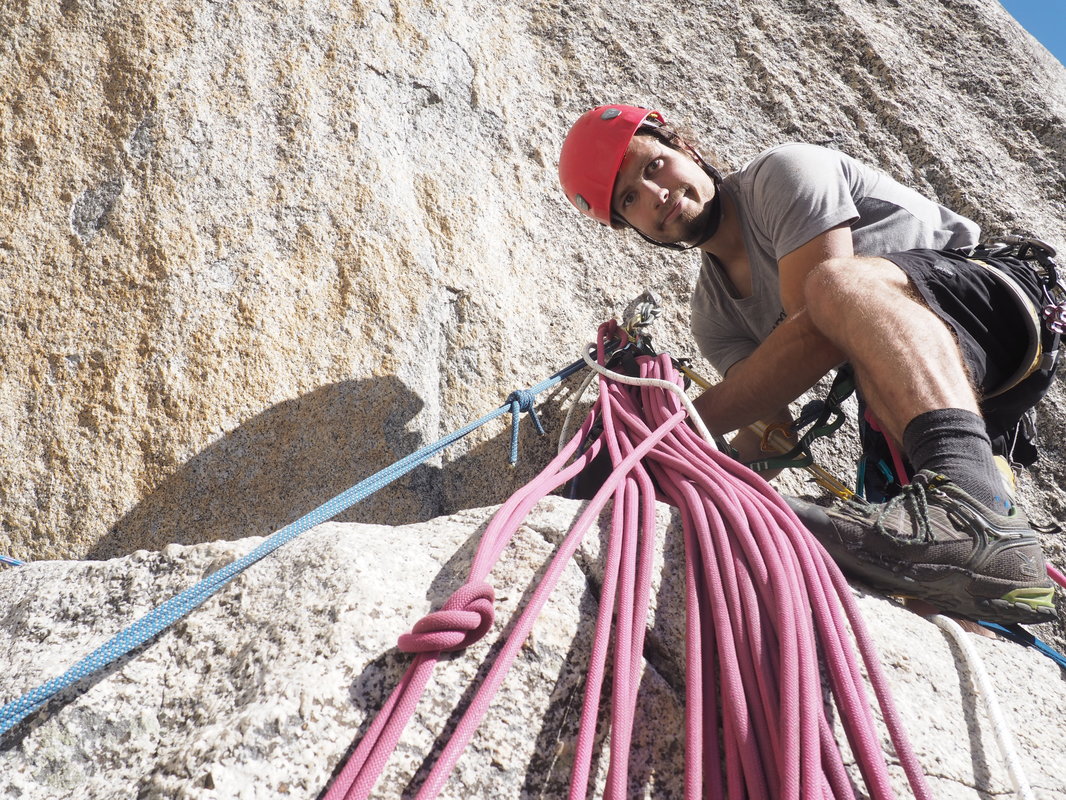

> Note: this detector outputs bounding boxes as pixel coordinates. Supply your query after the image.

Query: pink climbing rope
[1049,562,1066,590]
[864,408,910,487]
[324,321,932,799]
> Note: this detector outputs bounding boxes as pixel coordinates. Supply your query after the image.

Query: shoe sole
[832,548,1057,625]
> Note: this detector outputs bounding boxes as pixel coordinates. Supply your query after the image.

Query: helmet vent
[600,108,621,120]
[574,194,590,212]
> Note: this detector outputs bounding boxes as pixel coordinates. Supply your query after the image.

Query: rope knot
[507,389,537,413]
[506,389,545,466]
[397,582,495,654]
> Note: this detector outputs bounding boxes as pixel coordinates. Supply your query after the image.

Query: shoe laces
[873,478,934,544]
[841,473,942,544]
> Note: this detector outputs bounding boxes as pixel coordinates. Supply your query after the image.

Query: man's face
[612,134,717,245]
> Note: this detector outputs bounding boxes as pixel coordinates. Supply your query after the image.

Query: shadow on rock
[91,370,592,561]
[91,376,447,558]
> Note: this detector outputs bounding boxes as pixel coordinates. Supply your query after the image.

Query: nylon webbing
[979,622,1066,671]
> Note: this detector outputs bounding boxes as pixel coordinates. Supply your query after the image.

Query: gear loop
[397,582,496,654]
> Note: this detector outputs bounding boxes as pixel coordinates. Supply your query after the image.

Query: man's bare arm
[693,226,853,434]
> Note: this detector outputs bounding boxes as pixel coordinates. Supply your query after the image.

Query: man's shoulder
[736,142,854,183]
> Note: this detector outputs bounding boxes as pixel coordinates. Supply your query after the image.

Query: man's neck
[698,190,745,262]
[698,191,752,298]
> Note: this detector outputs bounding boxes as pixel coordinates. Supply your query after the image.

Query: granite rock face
[1,0,1065,568]
[2,499,1065,799]
[3,1,1066,795]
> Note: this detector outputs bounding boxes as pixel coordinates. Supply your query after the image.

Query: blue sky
[999,0,1066,66]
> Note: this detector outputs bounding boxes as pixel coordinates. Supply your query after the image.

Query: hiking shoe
[784,470,1057,625]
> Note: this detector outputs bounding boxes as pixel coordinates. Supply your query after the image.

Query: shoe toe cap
[783,495,845,545]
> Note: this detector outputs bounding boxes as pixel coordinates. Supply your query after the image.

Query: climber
[557,104,1062,625]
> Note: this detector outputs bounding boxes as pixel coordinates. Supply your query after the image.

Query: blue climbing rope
[979,621,1066,671]
[0,356,587,737]
[1,555,24,567]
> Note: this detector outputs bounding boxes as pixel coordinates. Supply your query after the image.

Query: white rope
[928,614,1035,800]
[557,368,598,454]
[580,344,718,449]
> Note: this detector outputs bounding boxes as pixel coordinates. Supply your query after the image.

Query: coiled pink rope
[324,321,931,799]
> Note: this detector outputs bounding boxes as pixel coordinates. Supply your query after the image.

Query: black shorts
[882,248,1059,463]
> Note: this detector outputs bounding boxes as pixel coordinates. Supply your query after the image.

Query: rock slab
[1,0,1065,570]
[2,498,1065,799]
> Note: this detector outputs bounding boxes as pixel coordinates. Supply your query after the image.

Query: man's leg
[786,253,1055,624]
[802,255,1009,513]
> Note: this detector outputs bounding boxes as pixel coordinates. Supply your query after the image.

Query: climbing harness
[732,236,1066,501]
[324,319,933,800]
[964,236,1066,396]
[971,236,1066,334]
[0,360,583,737]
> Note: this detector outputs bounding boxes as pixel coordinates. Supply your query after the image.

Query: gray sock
[902,408,1010,514]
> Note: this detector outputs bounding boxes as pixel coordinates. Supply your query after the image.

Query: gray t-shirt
[690,143,981,374]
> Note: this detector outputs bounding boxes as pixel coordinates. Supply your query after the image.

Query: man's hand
[728,408,797,480]
[693,311,843,434]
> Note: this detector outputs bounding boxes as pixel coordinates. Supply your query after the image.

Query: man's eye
[647,158,663,174]
[622,191,636,208]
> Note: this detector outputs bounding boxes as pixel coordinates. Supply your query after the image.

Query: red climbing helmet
[558,104,667,227]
